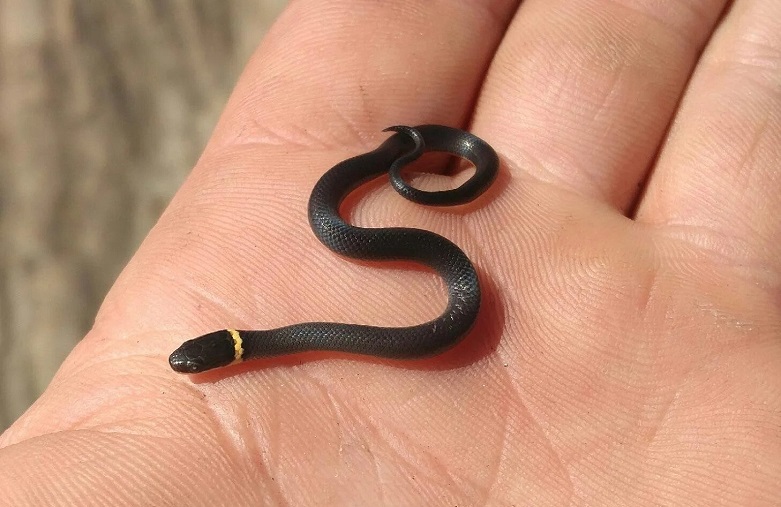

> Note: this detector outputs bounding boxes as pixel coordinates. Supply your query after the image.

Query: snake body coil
[169,125,498,373]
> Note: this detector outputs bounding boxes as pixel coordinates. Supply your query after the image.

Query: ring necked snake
[169,125,499,373]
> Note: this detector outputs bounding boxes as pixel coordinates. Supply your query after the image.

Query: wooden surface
[0,0,287,430]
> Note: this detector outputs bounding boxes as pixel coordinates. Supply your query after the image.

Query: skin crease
[1,0,780,504]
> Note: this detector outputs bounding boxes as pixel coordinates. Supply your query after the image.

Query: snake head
[169,330,237,373]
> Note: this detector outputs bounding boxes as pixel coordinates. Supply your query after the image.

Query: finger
[208,1,518,148]
[0,399,262,505]
[635,0,781,282]
[473,0,729,211]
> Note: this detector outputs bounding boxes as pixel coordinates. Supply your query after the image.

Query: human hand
[2,1,779,505]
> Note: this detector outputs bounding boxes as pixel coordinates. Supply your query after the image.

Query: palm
[2,1,779,505]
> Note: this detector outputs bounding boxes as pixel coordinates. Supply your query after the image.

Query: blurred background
[0,0,288,431]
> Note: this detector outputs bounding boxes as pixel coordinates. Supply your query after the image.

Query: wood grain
[0,0,287,430]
